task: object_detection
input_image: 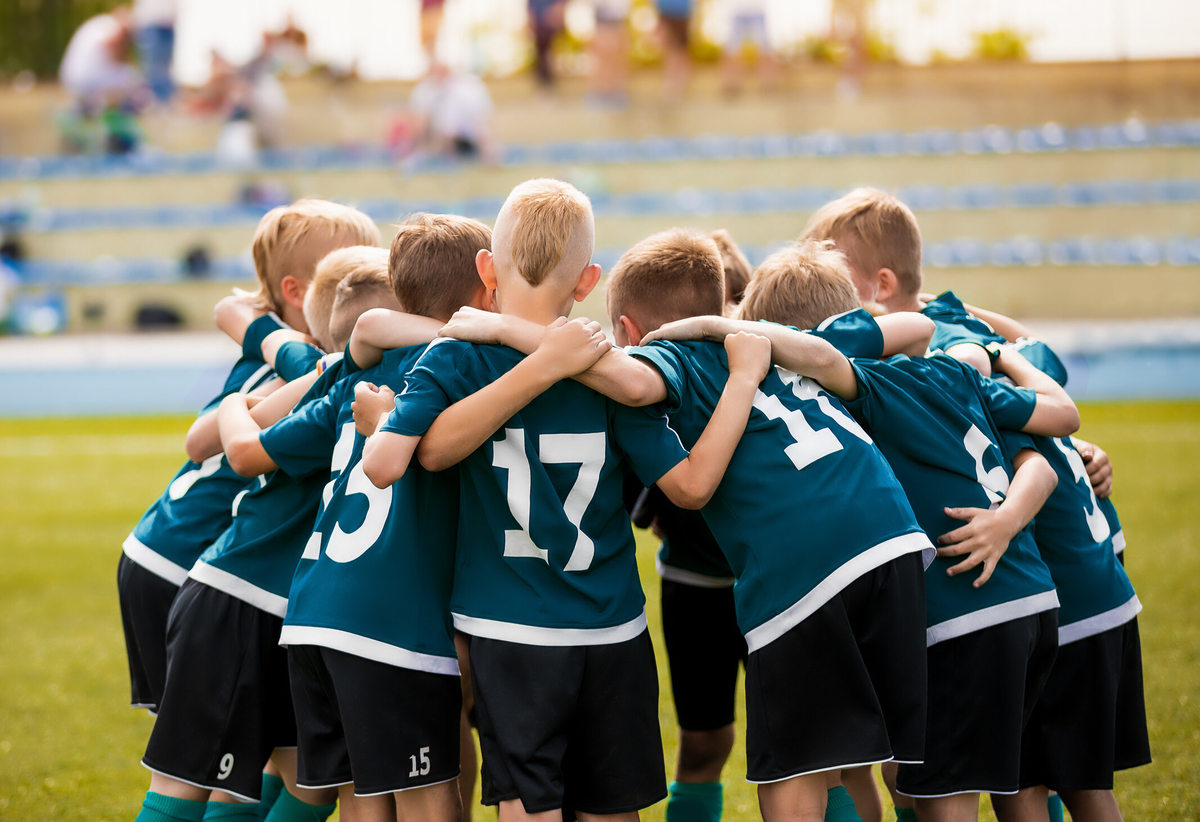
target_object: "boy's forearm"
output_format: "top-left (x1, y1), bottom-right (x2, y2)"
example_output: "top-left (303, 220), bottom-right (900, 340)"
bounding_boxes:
top-left (657, 370), bottom-right (759, 509)
top-left (185, 377), bottom-right (288, 462)
top-left (962, 302), bottom-right (1033, 343)
top-left (575, 349), bottom-right (668, 406)
top-left (753, 330), bottom-right (858, 400)
top-left (999, 449), bottom-right (1058, 534)
top-left (1000, 350), bottom-right (1080, 436)
top-left (876, 313), bottom-right (935, 358)
top-left (350, 309), bottom-right (445, 369)
top-left (417, 355), bottom-right (560, 472)
top-left (217, 395), bottom-right (279, 477)
top-left (214, 295), bottom-right (261, 346)
top-left (362, 418), bottom-right (420, 489)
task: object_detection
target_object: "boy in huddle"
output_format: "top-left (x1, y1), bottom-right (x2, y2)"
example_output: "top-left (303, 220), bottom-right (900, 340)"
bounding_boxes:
top-left (355, 180), bottom-right (769, 821)
top-left (803, 188), bottom-right (1149, 821)
top-left (443, 226), bottom-right (934, 822)
top-left (120, 200), bottom-right (379, 821)
top-left (134, 243), bottom-right (390, 822)
top-left (649, 241), bottom-right (1085, 821)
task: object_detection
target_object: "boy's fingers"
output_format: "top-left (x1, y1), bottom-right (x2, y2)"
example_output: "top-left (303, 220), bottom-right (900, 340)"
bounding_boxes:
top-left (943, 506), bottom-right (984, 522)
top-left (972, 558), bottom-right (998, 587)
top-left (945, 553), bottom-right (983, 576)
top-left (937, 522), bottom-right (975, 545)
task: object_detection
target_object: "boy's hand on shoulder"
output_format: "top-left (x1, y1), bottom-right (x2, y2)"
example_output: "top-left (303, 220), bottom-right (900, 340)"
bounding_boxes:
top-left (642, 315), bottom-right (726, 345)
top-left (936, 505), bottom-right (1019, 587)
top-left (1073, 437), bottom-right (1114, 498)
top-left (439, 307), bottom-right (506, 344)
top-left (532, 317), bottom-right (611, 379)
top-left (352, 382), bottom-right (397, 437)
top-left (724, 330), bottom-right (773, 386)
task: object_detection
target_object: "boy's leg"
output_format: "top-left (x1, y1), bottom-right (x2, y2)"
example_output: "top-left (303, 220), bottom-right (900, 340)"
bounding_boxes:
top-left (756, 771), bottom-right (828, 822)
top-left (659, 578), bottom-right (745, 822)
top-left (456, 632), bottom-right (478, 822)
top-left (1057, 790), bottom-right (1123, 822)
top-left (912, 794), bottom-right (979, 822)
top-left (264, 748), bottom-right (339, 819)
top-left (840, 766), bottom-right (881, 822)
top-left (394, 778), bottom-right (462, 822)
top-left (879, 763), bottom-right (915, 821)
top-left (990, 786), bottom-right (1050, 822)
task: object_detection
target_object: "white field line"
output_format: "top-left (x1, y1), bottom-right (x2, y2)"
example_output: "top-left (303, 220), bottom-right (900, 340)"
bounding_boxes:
top-left (0, 434), bottom-right (185, 458)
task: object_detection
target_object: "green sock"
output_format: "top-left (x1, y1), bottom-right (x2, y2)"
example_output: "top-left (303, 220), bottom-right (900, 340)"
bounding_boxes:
top-left (263, 789), bottom-right (337, 822)
top-left (135, 791), bottom-right (208, 822)
top-left (895, 807), bottom-right (919, 822)
top-left (259, 773), bottom-right (285, 821)
top-left (666, 781), bottom-right (723, 822)
top-left (825, 785), bottom-right (862, 822)
top-left (204, 801), bottom-right (261, 821)
top-left (1047, 794), bottom-right (1065, 822)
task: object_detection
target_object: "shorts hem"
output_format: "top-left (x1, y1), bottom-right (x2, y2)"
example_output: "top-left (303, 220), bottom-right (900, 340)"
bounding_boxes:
top-left (747, 756), bottom-right (893, 785)
top-left (897, 787), bottom-right (1019, 798)
top-left (139, 761), bottom-right (258, 803)
top-left (355, 772), bottom-right (461, 797)
top-left (296, 779), bottom-right (353, 790)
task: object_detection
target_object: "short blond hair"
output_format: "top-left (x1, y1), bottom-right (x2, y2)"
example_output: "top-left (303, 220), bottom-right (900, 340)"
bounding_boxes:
top-left (249, 199), bottom-right (381, 314)
top-left (606, 229), bottom-right (726, 332)
top-left (737, 240), bottom-right (861, 330)
top-left (498, 179), bottom-right (594, 287)
top-left (302, 259), bottom-right (346, 352)
top-left (709, 229), bottom-right (752, 305)
top-left (800, 188), bottom-right (923, 300)
top-left (390, 213), bottom-right (492, 321)
top-left (326, 247), bottom-right (397, 352)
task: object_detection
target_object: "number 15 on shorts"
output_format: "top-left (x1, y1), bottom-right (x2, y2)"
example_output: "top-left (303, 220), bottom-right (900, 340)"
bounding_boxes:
top-left (409, 746), bottom-right (431, 777)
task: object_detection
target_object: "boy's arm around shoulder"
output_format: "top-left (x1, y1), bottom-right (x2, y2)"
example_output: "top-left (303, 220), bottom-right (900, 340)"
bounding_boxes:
top-left (218, 392), bottom-right (284, 477)
top-left (349, 308), bottom-right (445, 370)
top-left (655, 332), bottom-right (772, 509)
top-left (416, 318), bottom-right (613, 472)
top-left (994, 346), bottom-right (1080, 437)
top-left (875, 312), bottom-right (935, 357)
top-left (184, 374), bottom-right (295, 462)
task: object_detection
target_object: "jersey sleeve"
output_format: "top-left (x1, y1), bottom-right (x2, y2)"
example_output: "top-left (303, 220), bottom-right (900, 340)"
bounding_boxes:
top-left (808, 308), bottom-right (885, 360)
top-left (626, 342), bottom-right (687, 414)
top-left (842, 360), bottom-right (888, 428)
top-left (609, 402), bottom-right (689, 488)
top-left (274, 341), bottom-right (323, 382)
top-left (341, 342), bottom-right (361, 375)
top-left (976, 372), bottom-right (1038, 432)
top-left (260, 390), bottom-right (342, 480)
top-left (999, 429), bottom-right (1037, 463)
top-left (242, 313), bottom-right (287, 363)
top-left (380, 340), bottom-right (468, 438)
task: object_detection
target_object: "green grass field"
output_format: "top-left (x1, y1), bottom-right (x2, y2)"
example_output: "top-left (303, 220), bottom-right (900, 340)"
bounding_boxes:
top-left (1, 402), bottom-right (1198, 821)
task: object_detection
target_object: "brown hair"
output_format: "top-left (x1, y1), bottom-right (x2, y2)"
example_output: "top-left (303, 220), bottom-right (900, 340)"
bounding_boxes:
top-left (500, 179), bottom-right (594, 287)
top-left (737, 240), bottom-right (861, 330)
top-left (249, 199), bottom-right (381, 313)
top-left (301, 259), bottom-right (347, 352)
top-left (709, 229), bottom-right (752, 304)
top-left (325, 247), bottom-right (398, 352)
top-left (389, 213), bottom-right (492, 321)
top-left (605, 229), bottom-right (726, 332)
top-left (799, 188), bottom-right (923, 300)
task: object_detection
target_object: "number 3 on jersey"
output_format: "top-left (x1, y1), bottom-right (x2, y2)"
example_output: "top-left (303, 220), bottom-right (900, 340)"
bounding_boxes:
top-left (492, 428), bottom-right (605, 572)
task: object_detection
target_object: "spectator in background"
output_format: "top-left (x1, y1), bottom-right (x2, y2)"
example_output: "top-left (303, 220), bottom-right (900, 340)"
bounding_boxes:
top-left (133, 0), bottom-right (178, 104)
top-left (586, 0), bottom-right (631, 110)
top-left (656, 0), bottom-right (691, 101)
top-left (408, 61), bottom-right (496, 162)
top-left (528, 0), bottom-right (566, 89)
top-left (60, 7), bottom-right (144, 111)
top-left (721, 0), bottom-right (778, 95)
top-left (421, 0), bottom-right (447, 59)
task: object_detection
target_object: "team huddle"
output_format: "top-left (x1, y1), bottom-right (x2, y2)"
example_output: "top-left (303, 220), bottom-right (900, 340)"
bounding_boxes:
top-left (118, 180), bottom-right (1149, 822)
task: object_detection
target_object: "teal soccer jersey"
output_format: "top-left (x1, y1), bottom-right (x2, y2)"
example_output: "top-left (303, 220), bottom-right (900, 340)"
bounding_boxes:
top-left (271, 345), bottom-right (460, 673)
top-left (629, 333), bottom-right (931, 654)
top-left (654, 308), bottom-right (887, 588)
top-left (383, 338), bottom-right (689, 645)
top-left (921, 295), bottom-right (1138, 636)
top-left (844, 354), bottom-right (1060, 645)
top-left (188, 355), bottom-right (348, 614)
top-left (123, 314), bottom-right (284, 584)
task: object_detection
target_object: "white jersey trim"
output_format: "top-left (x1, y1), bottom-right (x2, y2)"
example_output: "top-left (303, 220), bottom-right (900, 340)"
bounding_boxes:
top-left (1058, 594), bottom-right (1142, 646)
top-left (1112, 529), bottom-right (1126, 554)
top-left (926, 590), bottom-right (1061, 647)
top-left (746, 756), bottom-right (895, 785)
top-left (122, 533), bottom-right (189, 586)
top-left (188, 561), bottom-right (288, 618)
top-left (140, 762), bottom-right (257, 803)
top-left (278, 626), bottom-right (460, 676)
top-left (451, 611), bottom-right (648, 647)
top-left (239, 362), bottom-right (274, 395)
top-left (745, 531), bottom-right (933, 655)
top-left (656, 557), bottom-right (735, 589)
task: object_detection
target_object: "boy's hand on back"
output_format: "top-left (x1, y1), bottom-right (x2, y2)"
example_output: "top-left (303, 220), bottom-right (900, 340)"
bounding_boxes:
top-left (531, 317), bottom-right (612, 380)
top-left (439, 307), bottom-right (507, 344)
top-left (352, 382), bottom-right (397, 437)
top-left (935, 505), bottom-right (1021, 587)
top-left (1073, 437), bottom-right (1114, 498)
top-left (724, 331), bottom-right (773, 386)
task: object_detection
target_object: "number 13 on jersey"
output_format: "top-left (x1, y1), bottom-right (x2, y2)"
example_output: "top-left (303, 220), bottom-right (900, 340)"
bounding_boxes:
top-left (492, 427), bottom-right (606, 573)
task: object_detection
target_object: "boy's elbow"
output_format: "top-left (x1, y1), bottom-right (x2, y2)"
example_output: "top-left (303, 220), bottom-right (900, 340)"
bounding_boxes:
top-left (363, 454), bottom-right (400, 489)
top-left (225, 438), bottom-right (259, 477)
top-left (1055, 402), bottom-right (1081, 437)
top-left (662, 475), bottom-right (712, 510)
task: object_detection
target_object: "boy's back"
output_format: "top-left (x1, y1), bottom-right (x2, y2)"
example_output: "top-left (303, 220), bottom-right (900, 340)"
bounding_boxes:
top-left (387, 338), bottom-right (688, 638)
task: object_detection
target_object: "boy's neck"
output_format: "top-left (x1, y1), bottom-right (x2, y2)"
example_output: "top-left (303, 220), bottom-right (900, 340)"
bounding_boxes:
top-left (497, 282), bottom-right (575, 328)
top-left (886, 295), bottom-right (924, 314)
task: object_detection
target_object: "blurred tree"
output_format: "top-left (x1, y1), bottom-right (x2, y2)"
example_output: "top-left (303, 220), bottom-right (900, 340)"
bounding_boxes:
top-left (0, 0), bottom-right (124, 79)
top-left (973, 28), bottom-right (1030, 61)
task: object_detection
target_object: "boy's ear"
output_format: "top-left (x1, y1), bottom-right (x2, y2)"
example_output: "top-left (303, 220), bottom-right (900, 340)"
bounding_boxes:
top-left (572, 263), bottom-right (603, 303)
top-left (619, 314), bottom-right (647, 347)
top-left (476, 249), bottom-right (498, 290)
top-left (279, 275), bottom-right (306, 311)
top-left (875, 268), bottom-right (898, 303)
